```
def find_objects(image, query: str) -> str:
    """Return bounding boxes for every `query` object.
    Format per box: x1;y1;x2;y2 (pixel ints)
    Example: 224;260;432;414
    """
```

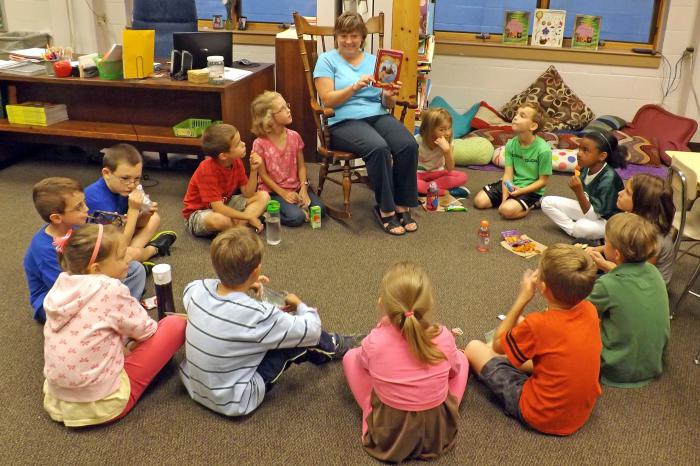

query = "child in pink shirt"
416;108;469;197
342;262;469;462
251;91;326;227
42;223;185;427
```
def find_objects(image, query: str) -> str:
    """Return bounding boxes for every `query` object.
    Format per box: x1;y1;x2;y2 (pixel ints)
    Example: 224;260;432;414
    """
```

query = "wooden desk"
0;64;274;166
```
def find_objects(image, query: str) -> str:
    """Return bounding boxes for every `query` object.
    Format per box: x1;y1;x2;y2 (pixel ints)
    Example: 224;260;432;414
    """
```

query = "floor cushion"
453;137;494;166
467;128;581;149
500;65;595;132
492;146;578;173
471;101;513;130
429;97;480;138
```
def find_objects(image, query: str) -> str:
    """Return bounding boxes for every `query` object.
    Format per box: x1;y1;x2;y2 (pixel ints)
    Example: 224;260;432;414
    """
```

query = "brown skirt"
362;391;460;463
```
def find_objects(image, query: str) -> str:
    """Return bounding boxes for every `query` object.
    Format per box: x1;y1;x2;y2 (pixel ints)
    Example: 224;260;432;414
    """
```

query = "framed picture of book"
503;11;530;46
531;9;566;48
572;14;602;50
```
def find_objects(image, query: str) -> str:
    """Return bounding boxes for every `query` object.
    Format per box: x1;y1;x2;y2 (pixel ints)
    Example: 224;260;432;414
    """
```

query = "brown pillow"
612;130;661;166
500;65;595;132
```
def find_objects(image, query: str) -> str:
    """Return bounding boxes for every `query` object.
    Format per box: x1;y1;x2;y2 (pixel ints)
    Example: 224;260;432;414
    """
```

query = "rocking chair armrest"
310;99;336;118
396;99;418;110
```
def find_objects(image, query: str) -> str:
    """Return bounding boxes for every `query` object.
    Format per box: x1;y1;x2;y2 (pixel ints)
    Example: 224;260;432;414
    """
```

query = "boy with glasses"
24;177;146;323
85;144;176;263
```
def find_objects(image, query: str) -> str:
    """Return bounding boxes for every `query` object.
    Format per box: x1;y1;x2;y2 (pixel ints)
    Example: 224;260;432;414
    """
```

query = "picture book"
373;49;403;89
531;9;566;48
572;14;602;50
503;11;530;45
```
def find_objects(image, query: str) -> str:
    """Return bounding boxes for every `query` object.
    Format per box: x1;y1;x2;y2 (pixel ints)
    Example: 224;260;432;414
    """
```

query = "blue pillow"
429;97;479;138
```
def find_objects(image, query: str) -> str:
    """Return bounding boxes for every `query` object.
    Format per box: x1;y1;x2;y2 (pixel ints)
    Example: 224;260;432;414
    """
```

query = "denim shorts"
479;357;529;421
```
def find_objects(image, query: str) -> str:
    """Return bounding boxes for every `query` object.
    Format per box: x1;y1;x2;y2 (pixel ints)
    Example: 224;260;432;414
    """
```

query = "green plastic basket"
172;118;221;138
94;56;123;80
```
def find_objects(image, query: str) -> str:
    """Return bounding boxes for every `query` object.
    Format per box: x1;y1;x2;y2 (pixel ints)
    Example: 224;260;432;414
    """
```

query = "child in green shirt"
588;212;670;387
474;102;552;219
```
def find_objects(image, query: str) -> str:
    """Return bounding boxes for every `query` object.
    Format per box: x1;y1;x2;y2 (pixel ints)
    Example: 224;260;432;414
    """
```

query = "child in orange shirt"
464;244;601;435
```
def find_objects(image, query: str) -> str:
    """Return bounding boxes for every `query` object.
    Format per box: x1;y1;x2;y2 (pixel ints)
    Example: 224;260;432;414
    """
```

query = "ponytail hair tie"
87;224;104;267
403;310;414;318
52;229;73;253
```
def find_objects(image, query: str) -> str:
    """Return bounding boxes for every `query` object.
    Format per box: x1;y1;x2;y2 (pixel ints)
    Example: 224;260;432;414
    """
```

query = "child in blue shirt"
85;144;176;262
24;177;146;323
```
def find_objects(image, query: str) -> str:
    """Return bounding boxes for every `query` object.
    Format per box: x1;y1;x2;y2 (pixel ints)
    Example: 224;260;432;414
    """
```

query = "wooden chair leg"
159;152;169;168
342;162;353;218
317;158;329;196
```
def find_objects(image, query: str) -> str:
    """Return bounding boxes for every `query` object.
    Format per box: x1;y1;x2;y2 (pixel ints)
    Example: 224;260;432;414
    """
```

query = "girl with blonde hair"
342;262;468;462
250;90;325;227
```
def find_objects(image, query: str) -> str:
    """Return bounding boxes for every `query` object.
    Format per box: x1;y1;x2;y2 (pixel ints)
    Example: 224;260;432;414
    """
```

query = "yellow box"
187;69;210;84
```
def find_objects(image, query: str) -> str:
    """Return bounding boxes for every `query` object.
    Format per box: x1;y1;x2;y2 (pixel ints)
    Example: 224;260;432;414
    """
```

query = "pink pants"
114;315;186;420
417;170;468;195
342;348;469;436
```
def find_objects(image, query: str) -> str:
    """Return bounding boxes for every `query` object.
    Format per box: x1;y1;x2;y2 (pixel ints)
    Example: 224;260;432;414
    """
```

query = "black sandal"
373;206;405;236
397;211;418;232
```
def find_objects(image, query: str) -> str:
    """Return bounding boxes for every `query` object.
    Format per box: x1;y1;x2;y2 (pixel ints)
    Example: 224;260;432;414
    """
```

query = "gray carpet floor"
1;151;698;465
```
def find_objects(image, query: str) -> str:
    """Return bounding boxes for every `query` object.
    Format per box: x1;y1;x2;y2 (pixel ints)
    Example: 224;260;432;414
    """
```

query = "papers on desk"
8;47;46;60
0;60;46;76
224;67;252;81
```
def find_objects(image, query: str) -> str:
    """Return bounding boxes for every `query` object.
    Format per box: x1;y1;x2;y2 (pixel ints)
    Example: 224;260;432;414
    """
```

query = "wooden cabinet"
0;64;274;165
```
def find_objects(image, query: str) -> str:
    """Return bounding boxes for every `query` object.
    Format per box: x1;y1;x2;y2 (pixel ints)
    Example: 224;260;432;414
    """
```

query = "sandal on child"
397;211;418;232
373;206;405;236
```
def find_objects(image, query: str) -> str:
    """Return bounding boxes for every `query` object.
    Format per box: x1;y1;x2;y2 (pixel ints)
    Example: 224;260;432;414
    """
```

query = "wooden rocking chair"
292;11;415;219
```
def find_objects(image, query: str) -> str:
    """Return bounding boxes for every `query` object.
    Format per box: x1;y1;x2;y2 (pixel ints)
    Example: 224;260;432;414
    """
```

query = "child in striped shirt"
179;226;359;416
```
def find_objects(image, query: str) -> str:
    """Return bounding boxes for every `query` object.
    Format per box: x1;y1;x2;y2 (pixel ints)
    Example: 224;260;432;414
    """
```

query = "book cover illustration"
531;9;566;48
373;49;403;89
572;14;602;50
503;11;530;45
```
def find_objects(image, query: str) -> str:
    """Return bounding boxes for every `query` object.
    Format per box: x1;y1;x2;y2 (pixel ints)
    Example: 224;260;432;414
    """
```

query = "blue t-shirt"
85;177;128;215
313;49;386;126
23;227;61;322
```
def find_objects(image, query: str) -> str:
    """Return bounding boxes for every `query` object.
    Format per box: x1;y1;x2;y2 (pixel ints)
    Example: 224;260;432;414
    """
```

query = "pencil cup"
44;60;56;76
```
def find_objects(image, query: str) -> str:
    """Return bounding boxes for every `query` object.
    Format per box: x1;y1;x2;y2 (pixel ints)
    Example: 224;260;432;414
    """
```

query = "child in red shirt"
182;124;270;236
464;244;602;435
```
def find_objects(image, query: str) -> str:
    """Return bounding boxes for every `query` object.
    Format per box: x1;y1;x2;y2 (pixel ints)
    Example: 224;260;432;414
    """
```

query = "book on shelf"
419;0;435;37
503;11;530;45
373;49;403;89
531;9;566;48
417;34;435;66
571;14;602;50
6;102;69;126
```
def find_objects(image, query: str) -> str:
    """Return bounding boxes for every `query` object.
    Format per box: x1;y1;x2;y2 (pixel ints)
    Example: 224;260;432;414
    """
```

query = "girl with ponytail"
342;262;468;462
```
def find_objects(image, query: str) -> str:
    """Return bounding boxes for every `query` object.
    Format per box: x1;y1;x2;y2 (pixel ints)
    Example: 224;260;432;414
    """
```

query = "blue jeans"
123;261;146;300
270;190;326;227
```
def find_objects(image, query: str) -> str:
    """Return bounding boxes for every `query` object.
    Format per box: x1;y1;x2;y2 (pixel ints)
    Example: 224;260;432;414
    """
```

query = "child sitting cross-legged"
415;108;469;198
179;226;360;416
85;144;177;262
24;177;146;323
251;91;326;227
588;212;670;387
586;174;676;286
42;224;186;427
342;261;469;462
541;131;626;241
182;124;270;236
464;244;602;436
473;102;551;219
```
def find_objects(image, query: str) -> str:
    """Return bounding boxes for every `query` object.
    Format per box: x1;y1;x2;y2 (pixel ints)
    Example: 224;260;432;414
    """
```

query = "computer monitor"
172;32;233;69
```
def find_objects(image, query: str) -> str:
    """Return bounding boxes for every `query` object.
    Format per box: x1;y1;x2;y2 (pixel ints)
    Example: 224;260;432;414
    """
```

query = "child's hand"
518;269;539;302
281;190;300;205
434;136;450;153
127;189;144;211
508;187;523;198
299;189;311;208
247;215;264;233
249;274;270;297
250;152;263;171
568;174;583;192
586;248;615;272
284;293;302;312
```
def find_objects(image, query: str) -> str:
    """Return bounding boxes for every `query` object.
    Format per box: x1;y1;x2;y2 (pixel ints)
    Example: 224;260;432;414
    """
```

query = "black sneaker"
147;231;177;257
142;261;155;275
330;333;365;360
448;186;471;199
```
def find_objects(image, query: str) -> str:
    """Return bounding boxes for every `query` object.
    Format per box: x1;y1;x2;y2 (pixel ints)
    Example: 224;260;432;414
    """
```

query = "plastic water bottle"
152;263;175;320
135;184;152;213
504;180;516;193
476;220;490;252
265;200;281;245
426;181;439;211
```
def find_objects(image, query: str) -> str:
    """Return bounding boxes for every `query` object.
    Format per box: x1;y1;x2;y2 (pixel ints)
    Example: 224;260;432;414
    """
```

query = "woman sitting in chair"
313;12;419;236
